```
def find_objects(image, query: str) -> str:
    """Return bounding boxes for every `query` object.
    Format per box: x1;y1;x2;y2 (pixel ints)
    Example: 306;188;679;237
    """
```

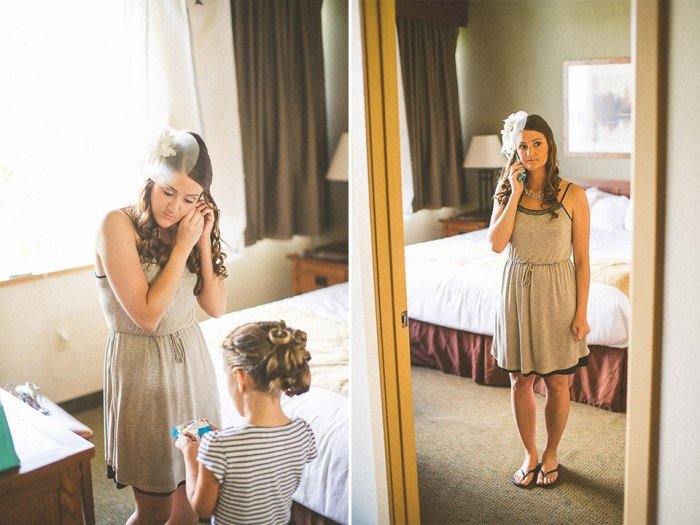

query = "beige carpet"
411;366;625;525
75;406;133;525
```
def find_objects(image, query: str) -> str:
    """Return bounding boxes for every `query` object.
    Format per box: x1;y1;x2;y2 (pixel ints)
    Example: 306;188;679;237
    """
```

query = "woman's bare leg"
510;373;539;484
538;373;571;485
126;485;198;525
126;489;173;525
166;485;198;525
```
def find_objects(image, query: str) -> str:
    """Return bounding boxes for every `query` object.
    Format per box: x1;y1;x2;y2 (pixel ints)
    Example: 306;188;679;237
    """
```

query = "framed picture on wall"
563;57;632;158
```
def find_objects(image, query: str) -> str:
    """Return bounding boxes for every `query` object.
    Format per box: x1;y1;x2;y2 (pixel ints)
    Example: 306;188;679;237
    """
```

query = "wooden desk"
0;388;95;525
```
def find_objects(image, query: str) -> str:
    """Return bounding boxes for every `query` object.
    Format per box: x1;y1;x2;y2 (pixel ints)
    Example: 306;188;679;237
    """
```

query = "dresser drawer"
289;257;349;295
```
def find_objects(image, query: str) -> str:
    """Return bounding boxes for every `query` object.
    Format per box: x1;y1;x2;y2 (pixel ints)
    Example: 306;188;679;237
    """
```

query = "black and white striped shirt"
197;417;317;525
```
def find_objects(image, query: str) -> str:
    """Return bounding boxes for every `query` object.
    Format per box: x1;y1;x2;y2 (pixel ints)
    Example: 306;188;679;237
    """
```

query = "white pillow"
585;186;604;207
585;187;629;231
624;195;633;231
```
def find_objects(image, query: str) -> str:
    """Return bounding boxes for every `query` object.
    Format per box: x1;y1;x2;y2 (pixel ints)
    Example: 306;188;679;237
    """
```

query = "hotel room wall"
458;0;631;212
403;1;630;245
656;0;700;521
323;0;350;241
0;3;349;404
403;207;455;245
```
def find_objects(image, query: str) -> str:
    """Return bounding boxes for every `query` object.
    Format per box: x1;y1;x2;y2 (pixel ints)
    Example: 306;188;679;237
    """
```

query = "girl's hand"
571;315;590;342
175;433;199;455
508;159;526;197
175;208;205;251
195;201;215;246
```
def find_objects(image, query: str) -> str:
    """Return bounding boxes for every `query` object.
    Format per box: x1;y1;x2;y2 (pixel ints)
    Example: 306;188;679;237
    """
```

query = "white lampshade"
326;132;348;182
463;135;505;169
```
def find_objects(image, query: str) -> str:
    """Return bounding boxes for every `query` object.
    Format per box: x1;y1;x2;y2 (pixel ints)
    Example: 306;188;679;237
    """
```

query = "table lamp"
462;134;505;217
326;132;348;182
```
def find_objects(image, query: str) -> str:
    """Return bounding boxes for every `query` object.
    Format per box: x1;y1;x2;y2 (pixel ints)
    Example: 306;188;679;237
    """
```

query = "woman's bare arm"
96;209;203;333
191;202;227;317
488;163;525;253
195;240;227;318
569;184;591;341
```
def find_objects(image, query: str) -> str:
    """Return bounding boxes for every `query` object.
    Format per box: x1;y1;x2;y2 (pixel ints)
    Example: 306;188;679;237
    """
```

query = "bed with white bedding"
199;283;348;524
405;183;632;412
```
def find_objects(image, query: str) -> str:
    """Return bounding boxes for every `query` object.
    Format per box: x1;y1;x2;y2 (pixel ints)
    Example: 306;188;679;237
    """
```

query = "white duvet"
199;283;348;524
405;229;631;349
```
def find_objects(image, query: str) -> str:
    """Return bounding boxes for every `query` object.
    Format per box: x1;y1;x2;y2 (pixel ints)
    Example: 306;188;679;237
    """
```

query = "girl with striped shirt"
175;321;317;524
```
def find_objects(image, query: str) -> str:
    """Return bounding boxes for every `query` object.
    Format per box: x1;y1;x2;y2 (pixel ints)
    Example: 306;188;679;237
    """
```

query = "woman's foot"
537;453;559;486
512;454;540;487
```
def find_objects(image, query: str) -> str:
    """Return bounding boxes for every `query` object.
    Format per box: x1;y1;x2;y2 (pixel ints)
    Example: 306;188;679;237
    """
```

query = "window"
0;2;146;280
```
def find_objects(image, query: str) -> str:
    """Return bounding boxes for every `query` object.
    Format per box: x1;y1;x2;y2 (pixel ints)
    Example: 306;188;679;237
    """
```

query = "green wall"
322;0;349;241
457;0;631;211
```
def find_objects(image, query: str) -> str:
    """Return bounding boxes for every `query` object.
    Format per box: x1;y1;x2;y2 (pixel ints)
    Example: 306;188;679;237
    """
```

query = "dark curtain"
397;16;464;211
231;0;328;245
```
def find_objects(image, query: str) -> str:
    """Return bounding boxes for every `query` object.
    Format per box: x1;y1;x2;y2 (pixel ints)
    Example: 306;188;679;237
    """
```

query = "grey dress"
492;184;590;376
97;261;221;493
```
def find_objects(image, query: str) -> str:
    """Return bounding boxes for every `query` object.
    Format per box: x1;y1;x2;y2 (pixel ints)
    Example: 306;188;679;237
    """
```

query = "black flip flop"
537;466;560;488
512;463;540;488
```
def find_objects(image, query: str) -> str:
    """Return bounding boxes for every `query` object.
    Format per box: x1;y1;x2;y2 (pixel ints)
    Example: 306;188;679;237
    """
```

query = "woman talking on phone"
489;112;591;489
95;127;226;523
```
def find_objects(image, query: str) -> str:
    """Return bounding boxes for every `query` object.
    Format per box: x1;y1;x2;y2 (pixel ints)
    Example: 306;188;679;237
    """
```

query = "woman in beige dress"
95;128;227;523
489;112;591;488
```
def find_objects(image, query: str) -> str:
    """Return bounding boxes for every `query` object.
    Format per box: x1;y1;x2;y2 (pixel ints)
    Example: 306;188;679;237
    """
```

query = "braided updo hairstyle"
222;321;311;397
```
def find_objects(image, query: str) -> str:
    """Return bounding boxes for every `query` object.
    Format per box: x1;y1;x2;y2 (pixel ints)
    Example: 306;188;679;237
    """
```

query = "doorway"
359;1;662;523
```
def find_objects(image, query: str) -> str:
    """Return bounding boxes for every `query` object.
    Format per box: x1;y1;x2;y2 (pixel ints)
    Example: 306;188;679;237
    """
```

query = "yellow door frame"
360;0;421;523
625;1;662;523
361;0;662;523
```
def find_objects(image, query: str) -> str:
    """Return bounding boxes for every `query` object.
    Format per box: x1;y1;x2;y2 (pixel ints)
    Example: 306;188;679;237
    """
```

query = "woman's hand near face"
193;199;227;318
97;209;193;333
175;207;205;251
488;158;525;253
195;201;215;246
508;159;525;197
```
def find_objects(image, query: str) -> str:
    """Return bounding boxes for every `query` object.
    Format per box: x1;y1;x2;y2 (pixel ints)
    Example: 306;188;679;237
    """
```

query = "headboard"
572;178;630;197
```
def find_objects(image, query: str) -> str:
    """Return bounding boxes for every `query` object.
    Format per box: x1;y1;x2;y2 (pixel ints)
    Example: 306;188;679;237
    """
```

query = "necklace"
523;187;545;199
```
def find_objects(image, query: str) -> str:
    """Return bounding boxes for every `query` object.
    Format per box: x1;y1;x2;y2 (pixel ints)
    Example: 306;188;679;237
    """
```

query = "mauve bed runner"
409;318;627;412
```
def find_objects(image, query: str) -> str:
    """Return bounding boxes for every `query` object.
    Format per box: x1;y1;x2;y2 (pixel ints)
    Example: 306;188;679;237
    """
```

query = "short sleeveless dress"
491;184;590;376
96;262;221;494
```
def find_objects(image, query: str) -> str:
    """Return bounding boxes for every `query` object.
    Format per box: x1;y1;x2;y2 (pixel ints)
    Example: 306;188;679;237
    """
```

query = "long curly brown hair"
222;321;311;397
494;114;562;218
124;181;227;294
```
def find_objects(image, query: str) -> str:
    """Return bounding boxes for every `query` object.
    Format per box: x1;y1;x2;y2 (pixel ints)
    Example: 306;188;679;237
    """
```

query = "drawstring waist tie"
508;258;570;287
111;323;193;364
168;331;186;364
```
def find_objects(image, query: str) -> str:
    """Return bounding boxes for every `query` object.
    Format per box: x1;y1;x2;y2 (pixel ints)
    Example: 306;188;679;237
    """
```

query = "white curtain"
187;1;246;256
126;0;246;256
124;1;200;140
396;34;415;216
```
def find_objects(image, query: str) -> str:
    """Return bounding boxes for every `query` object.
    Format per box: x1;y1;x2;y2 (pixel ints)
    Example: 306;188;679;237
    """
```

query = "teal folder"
0;400;20;472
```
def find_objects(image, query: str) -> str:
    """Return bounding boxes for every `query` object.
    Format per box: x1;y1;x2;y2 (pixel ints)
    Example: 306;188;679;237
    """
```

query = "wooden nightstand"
439;213;490;238
287;241;349;295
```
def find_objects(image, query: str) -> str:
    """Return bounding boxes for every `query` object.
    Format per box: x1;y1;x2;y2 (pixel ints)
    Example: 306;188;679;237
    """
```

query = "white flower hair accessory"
500;111;528;157
148;127;178;164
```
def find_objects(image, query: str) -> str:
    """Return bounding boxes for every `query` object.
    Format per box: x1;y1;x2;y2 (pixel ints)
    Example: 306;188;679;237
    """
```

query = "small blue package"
172;418;212;442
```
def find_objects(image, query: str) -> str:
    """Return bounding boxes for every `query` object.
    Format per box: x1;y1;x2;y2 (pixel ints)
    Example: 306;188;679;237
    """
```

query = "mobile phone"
515;159;527;183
